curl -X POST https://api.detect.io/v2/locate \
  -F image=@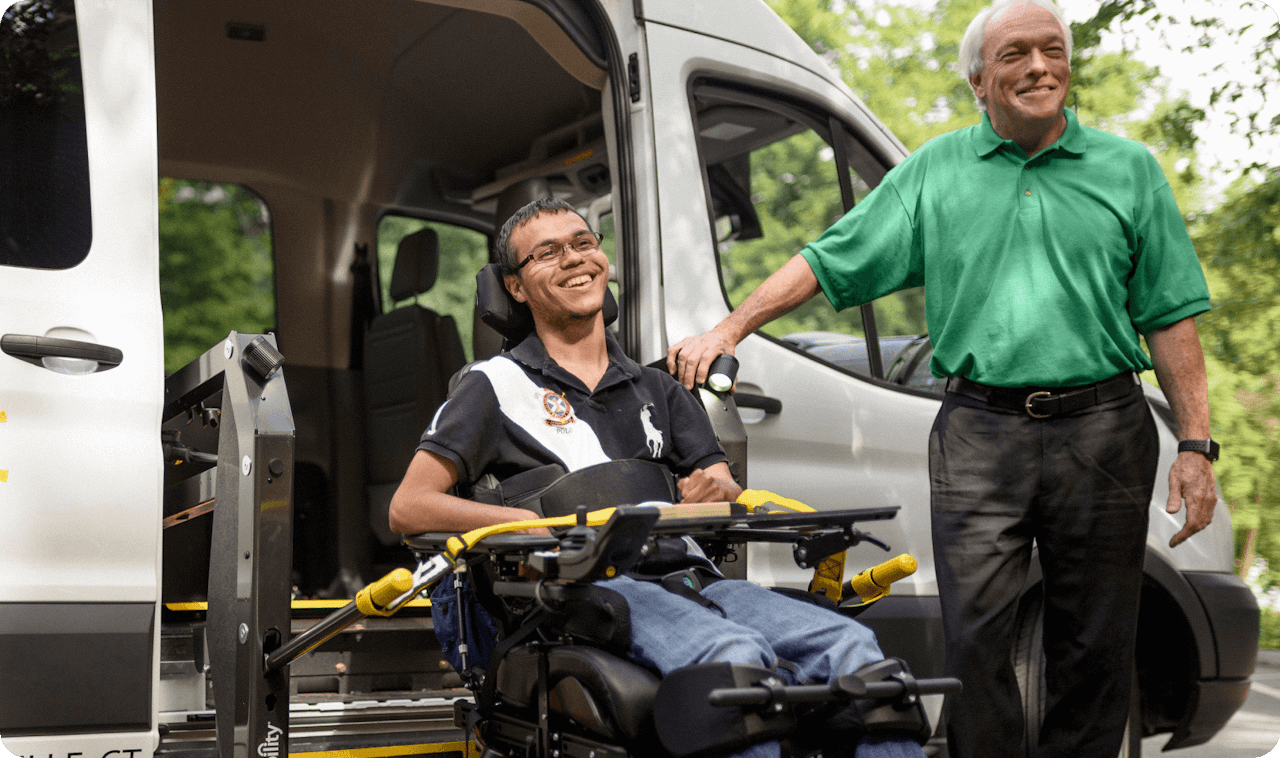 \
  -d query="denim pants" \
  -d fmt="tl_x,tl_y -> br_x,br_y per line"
600,576 -> 926,758
929,389 -> 1157,758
